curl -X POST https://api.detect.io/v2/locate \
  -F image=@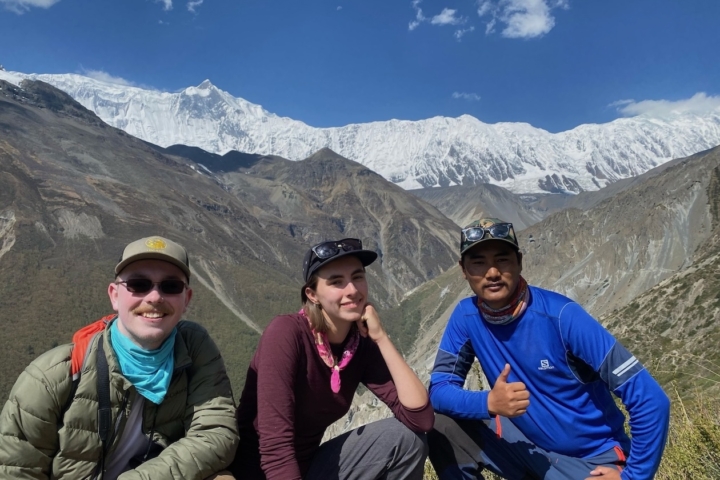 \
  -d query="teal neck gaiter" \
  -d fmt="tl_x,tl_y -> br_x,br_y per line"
110,319 -> 176,404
